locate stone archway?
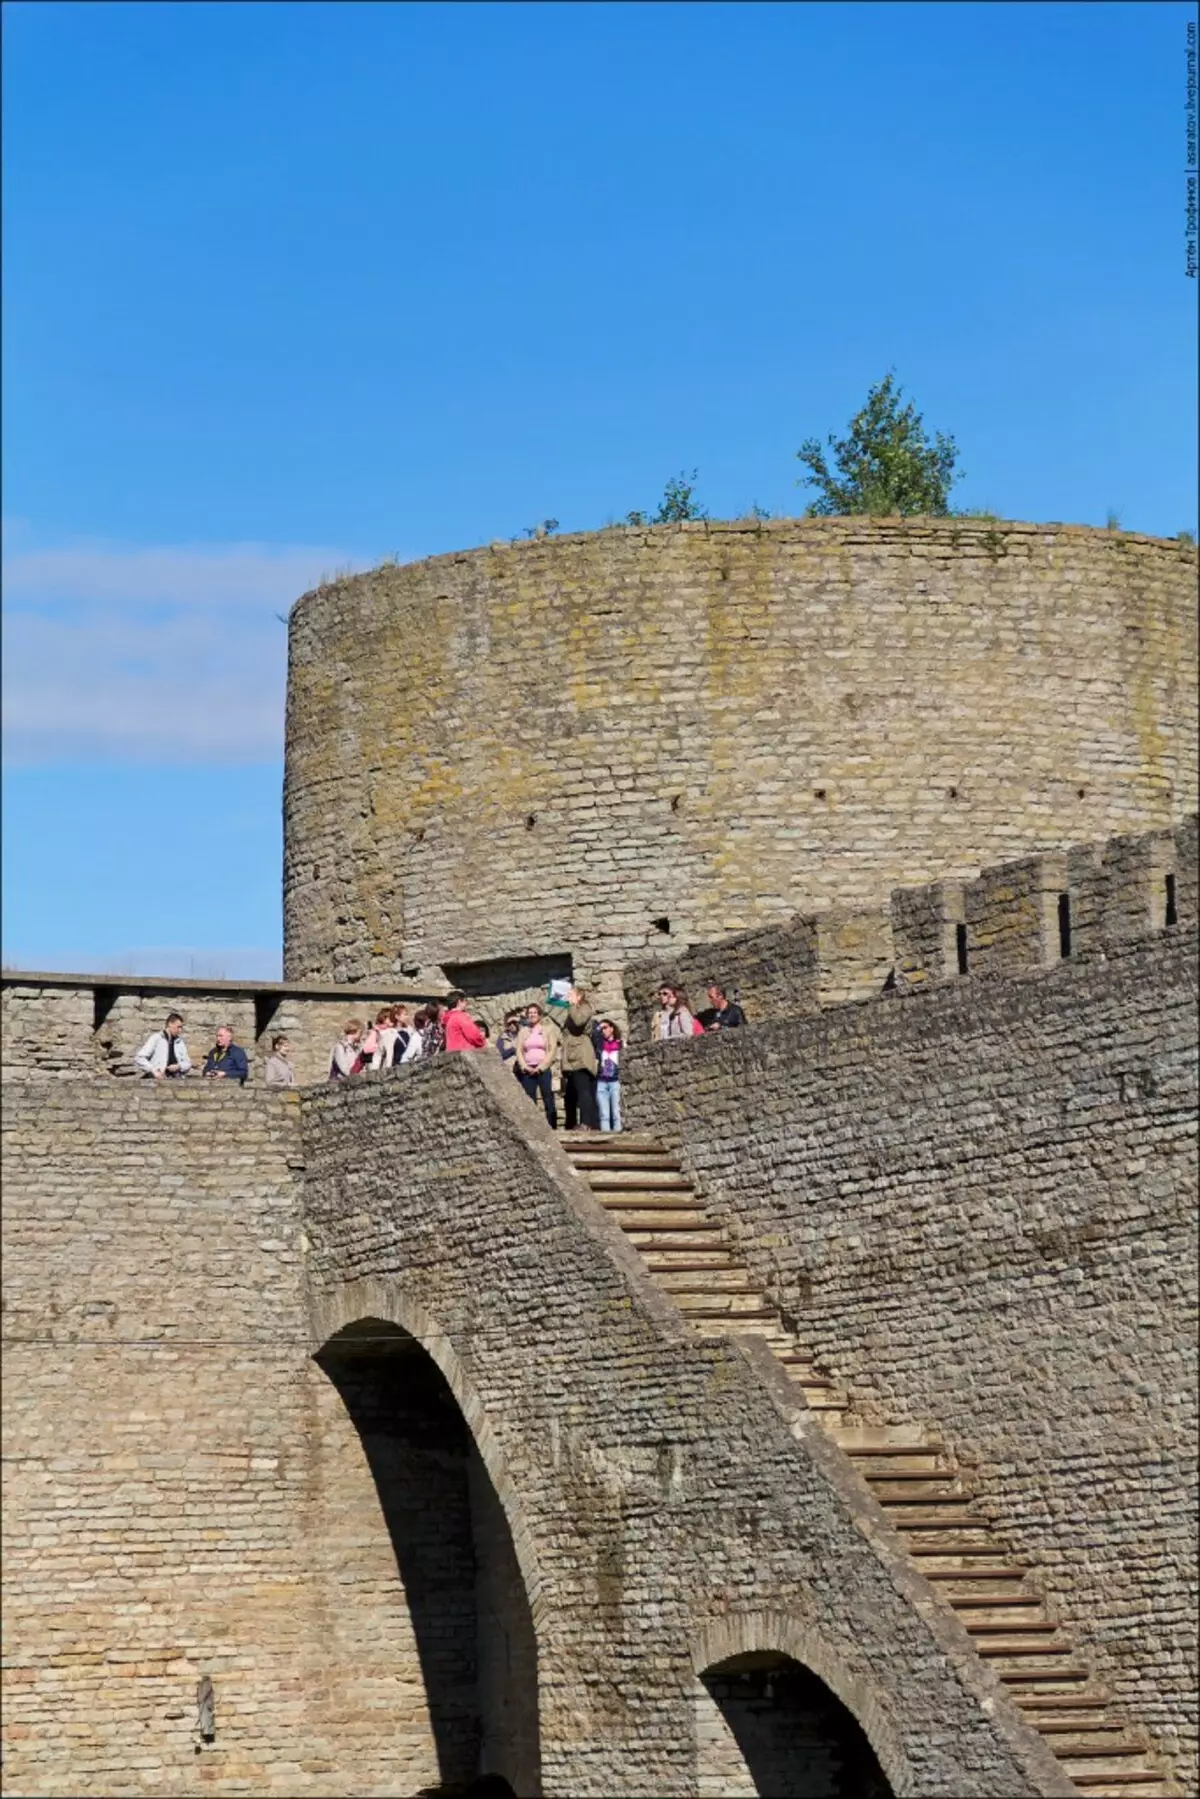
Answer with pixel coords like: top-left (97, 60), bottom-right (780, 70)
top-left (311, 1289), bottom-right (542, 1797)
top-left (692, 1616), bottom-right (903, 1799)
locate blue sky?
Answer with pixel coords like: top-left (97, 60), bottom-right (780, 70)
top-left (4, 0), bottom-right (1196, 977)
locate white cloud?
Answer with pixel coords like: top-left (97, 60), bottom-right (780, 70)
top-left (2, 531), bottom-right (378, 762)
top-left (2, 946), bottom-right (284, 981)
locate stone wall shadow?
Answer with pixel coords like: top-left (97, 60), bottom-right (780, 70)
top-left (698, 1653), bottom-right (893, 1799)
top-left (316, 1321), bottom-right (540, 1796)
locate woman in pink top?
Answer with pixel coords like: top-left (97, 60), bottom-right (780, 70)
top-left (444, 989), bottom-right (487, 1052)
top-left (515, 1002), bottom-right (559, 1129)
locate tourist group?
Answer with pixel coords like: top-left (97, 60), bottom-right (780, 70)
top-left (133, 981), bottom-right (745, 1134)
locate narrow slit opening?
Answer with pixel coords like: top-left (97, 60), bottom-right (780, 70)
top-left (1165, 872), bottom-right (1178, 928)
top-left (955, 922), bottom-right (968, 976)
top-left (1058, 892), bottom-right (1072, 960)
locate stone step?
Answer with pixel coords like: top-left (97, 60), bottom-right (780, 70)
top-left (956, 1611), bottom-right (1058, 1634)
top-left (1021, 1709), bottom-right (1115, 1730)
top-left (621, 1226), bottom-right (729, 1247)
top-left (1048, 1736), bottom-right (1153, 1756)
top-left (1063, 1778), bottom-right (1176, 1797)
top-left (1060, 1758), bottom-right (1165, 1776)
top-left (561, 1131), bottom-right (665, 1150)
top-left (641, 1253), bottom-right (740, 1273)
top-left (991, 1660), bottom-right (1092, 1685)
top-left (881, 1504), bottom-right (986, 1527)
top-left (1063, 1785), bottom-right (1175, 1798)
top-left (568, 1152), bottom-right (683, 1172)
top-left (655, 1270), bottom-right (758, 1294)
top-left (943, 1585), bottom-right (1045, 1606)
top-left (678, 1295), bottom-right (781, 1320)
top-left (598, 1190), bottom-right (705, 1209)
top-left (830, 1425), bottom-right (940, 1451)
top-left (917, 1560), bottom-right (1029, 1578)
top-left (778, 1365), bottom-right (838, 1390)
top-left (844, 1452), bottom-right (956, 1478)
top-left (1041, 1731), bottom-right (1148, 1753)
top-left (795, 1387), bottom-right (846, 1410)
top-left (974, 1635), bottom-right (1073, 1658)
top-left (608, 1210), bottom-right (714, 1233)
top-left (867, 1478), bottom-right (972, 1504)
top-left (897, 1527), bottom-right (1005, 1552)
top-left (1015, 1694), bottom-right (1112, 1716)
top-left (587, 1170), bottom-right (695, 1191)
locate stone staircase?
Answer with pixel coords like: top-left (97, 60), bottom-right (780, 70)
top-left (560, 1131), bottom-right (1181, 1799)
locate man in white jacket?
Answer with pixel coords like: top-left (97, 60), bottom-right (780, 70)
top-left (134, 1012), bottom-right (191, 1079)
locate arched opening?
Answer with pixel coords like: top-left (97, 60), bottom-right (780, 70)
top-left (315, 1317), bottom-right (541, 1796)
top-left (695, 1652), bottom-right (893, 1799)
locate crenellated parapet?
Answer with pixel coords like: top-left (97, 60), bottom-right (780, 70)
top-left (624, 813), bottom-right (1198, 1034)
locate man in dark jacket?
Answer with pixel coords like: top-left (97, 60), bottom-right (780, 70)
top-left (201, 1024), bottom-right (250, 1085)
top-left (703, 982), bottom-right (746, 1031)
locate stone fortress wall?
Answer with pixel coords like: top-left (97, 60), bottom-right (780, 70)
top-left (4, 509), bottom-right (1198, 1795)
top-left (0, 970), bottom-right (444, 1089)
top-left (283, 518), bottom-right (1197, 1019)
top-left (622, 822), bottom-right (1200, 1786)
top-left (3, 816), bottom-right (1196, 1794)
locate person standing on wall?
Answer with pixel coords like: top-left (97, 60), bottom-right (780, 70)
top-left (651, 984), bottom-right (699, 1040)
top-left (497, 1012), bottom-right (522, 1074)
top-left (329, 1020), bottom-right (364, 1079)
top-left (201, 1024), bottom-right (250, 1084)
top-left (264, 1034), bottom-right (295, 1086)
top-left (515, 1001), bottom-right (559, 1128)
top-left (561, 984), bottom-right (600, 1131)
top-left (420, 1000), bottom-right (446, 1058)
top-left (390, 1004), bottom-right (422, 1065)
top-left (134, 1011), bottom-right (191, 1079)
top-left (596, 1019), bottom-right (623, 1133)
top-left (444, 989), bottom-right (487, 1051)
top-left (703, 982), bottom-right (746, 1031)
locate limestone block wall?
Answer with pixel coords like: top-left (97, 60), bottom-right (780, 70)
top-left (299, 1053), bottom-right (1070, 1798)
top-left (283, 519), bottom-right (1197, 1004)
top-left (621, 929), bottom-right (1200, 1787)
top-left (0, 973), bottom-right (441, 1087)
top-left (2, 1058), bottom-right (1081, 1797)
top-left (0, 1082), bottom-right (475, 1797)
top-left (622, 816), bottom-right (1193, 1035)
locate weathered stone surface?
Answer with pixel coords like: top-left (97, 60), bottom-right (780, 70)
top-left (622, 925), bottom-right (1200, 1789)
top-left (0, 973), bottom-right (443, 1087)
top-left (283, 519), bottom-right (1198, 1001)
top-left (2, 1068), bottom-right (1076, 1797)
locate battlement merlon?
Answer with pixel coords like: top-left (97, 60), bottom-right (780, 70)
top-left (623, 813), bottom-right (1198, 1030)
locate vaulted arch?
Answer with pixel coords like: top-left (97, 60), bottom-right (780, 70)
top-left (692, 1614), bottom-right (904, 1798)
top-left (310, 1280), bottom-right (542, 1795)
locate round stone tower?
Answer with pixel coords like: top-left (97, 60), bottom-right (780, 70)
top-left (283, 518), bottom-right (1198, 1004)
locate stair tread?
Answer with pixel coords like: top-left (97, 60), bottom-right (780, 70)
top-left (839, 1438), bottom-right (945, 1456)
top-left (869, 1478), bottom-right (972, 1501)
top-left (993, 1663), bottom-right (1091, 1681)
top-left (1063, 1777), bottom-right (1175, 1793)
top-left (600, 1193), bottom-right (706, 1208)
top-left (1056, 1747), bottom-right (1160, 1764)
top-left (588, 1125), bottom-right (1171, 1791)
top-left (949, 1597), bottom-right (1043, 1611)
top-left (1015, 1694), bottom-right (1113, 1711)
top-left (959, 1616), bottom-right (1058, 1634)
top-left (588, 1172), bottom-right (695, 1190)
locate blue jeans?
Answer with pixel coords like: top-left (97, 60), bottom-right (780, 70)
top-left (597, 1079), bottom-right (621, 1132)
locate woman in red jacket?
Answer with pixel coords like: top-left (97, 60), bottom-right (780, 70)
top-left (444, 989), bottom-right (487, 1052)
